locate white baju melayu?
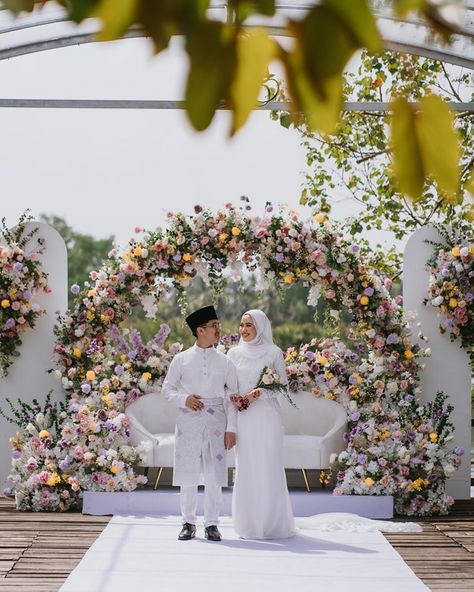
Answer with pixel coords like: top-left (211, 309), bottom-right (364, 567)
top-left (228, 309), bottom-right (295, 539)
top-left (161, 343), bottom-right (237, 527)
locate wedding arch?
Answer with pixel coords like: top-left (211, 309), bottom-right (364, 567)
top-left (5, 203), bottom-right (463, 516)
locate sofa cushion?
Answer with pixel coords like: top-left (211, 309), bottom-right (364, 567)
top-left (283, 435), bottom-right (323, 469)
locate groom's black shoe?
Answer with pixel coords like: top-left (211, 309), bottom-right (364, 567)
top-left (178, 523), bottom-right (196, 541)
top-left (204, 525), bottom-right (222, 541)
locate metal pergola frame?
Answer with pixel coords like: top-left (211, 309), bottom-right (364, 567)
top-left (0, 1), bottom-right (472, 112)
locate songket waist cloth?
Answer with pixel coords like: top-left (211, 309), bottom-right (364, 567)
top-left (173, 397), bottom-right (228, 487)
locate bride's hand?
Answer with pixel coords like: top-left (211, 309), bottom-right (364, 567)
top-left (246, 388), bottom-right (261, 402)
top-left (230, 395), bottom-right (244, 410)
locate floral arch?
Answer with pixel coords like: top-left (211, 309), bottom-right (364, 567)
top-left (8, 203), bottom-right (463, 515)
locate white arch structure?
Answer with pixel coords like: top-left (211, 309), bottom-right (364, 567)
top-left (0, 0), bottom-right (472, 111)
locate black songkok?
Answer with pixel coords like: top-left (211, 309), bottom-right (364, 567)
top-left (185, 305), bottom-right (218, 332)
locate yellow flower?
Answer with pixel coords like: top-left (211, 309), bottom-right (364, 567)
top-left (404, 350), bottom-right (414, 360)
top-left (39, 430), bottom-right (50, 439)
top-left (360, 295), bottom-right (369, 306)
top-left (1, 299), bottom-right (11, 308)
top-left (364, 477), bottom-right (374, 487)
top-left (429, 432), bottom-right (438, 443)
top-left (110, 464), bottom-right (121, 475)
top-left (73, 348), bottom-right (82, 358)
top-left (219, 233), bottom-right (228, 242)
top-left (317, 356), bottom-right (328, 365)
top-left (325, 392), bottom-right (336, 400)
top-left (451, 246), bottom-right (460, 257)
top-left (46, 472), bottom-right (61, 487)
top-left (231, 227), bottom-right (241, 236)
top-left (102, 394), bottom-right (113, 409)
top-left (313, 213), bottom-right (326, 223)
top-left (449, 298), bottom-right (458, 308)
top-left (283, 274), bottom-right (293, 284)
top-left (87, 289), bottom-right (96, 298)
top-left (86, 370), bottom-right (96, 381)
top-left (142, 372), bottom-right (152, 381)
top-left (182, 252), bottom-right (192, 262)
top-left (86, 310), bottom-right (95, 321)
top-left (133, 245), bottom-right (142, 257)
top-left (88, 422), bottom-right (97, 432)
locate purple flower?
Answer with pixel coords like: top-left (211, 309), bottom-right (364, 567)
top-left (23, 290), bottom-right (32, 300)
top-left (386, 333), bottom-right (398, 345)
top-left (194, 205), bottom-right (203, 214)
top-left (5, 318), bottom-right (15, 329)
top-left (81, 383), bottom-right (91, 394)
top-left (454, 447), bottom-right (465, 456)
top-left (357, 454), bottom-right (367, 465)
top-left (289, 380), bottom-right (299, 393)
top-left (363, 287), bottom-right (374, 296)
top-left (465, 292), bottom-right (473, 302)
top-left (275, 253), bottom-right (284, 262)
top-left (305, 351), bottom-right (315, 360)
top-left (115, 365), bottom-right (124, 375)
top-left (350, 412), bottom-right (361, 422)
top-left (128, 350), bottom-right (137, 361)
top-left (70, 284), bottom-right (80, 295)
top-left (404, 395), bottom-right (414, 403)
top-left (350, 245), bottom-right (359, 253)
top-left (13, 262), bottom-right (23, 272)
top-left (12, 450), bottom-right (21, 459)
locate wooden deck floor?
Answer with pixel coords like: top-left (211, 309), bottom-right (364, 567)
top-left (0, 496), bottom-right (473, 592)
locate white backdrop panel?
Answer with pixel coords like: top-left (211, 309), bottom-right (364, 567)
top-left (404, 226), bottom-right (471, 499)
top-left (0, 221), bottom-right (67, 491)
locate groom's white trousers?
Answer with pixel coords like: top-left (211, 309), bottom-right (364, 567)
top-left (180, 440), bottom-right (222, 527)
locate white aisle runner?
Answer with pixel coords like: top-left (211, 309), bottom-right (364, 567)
top-left (60, 515), bottom-right (429, 592)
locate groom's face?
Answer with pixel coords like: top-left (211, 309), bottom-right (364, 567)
top-left (198, 320), bottom-right (221, 345)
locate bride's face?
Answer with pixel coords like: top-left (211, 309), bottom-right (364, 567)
top-left (240, 315), bottom-right (257, 342)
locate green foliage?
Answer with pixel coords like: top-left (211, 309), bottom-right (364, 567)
top-left (277, 50), bottom-right (473, 276)
top-left (40, 215), bottom-right (114, 306)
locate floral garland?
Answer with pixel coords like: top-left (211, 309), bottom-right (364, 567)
top-left (425, 227), bottom-right (474, 367)
top-left (0, 212), bottom-right (49, 377)
top-left (285, 338), bottom-right (462, 515)
top-left (5, 202), bottom-right (464, 515)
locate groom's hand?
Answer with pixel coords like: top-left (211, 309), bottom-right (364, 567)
top-left (185, 394), bottom-right (203, 411)
top-left (224, 431), bottom-right (236, 450)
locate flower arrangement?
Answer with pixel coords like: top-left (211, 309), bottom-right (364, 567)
top-left (425, 228), bottom-right (474, 366)
top-left (5, 203), bottom-right (462, 515)
top-left (0, 212), bottom-right (49, 377)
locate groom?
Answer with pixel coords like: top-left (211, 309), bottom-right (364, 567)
top-left (161, 305), bottom-right (237, 541)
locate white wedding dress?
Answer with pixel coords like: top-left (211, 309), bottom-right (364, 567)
top-left (228, 346), bottom-right (295, 539)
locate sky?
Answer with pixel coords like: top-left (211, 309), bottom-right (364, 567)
top-left (0, 31), bottom-right (335, 249)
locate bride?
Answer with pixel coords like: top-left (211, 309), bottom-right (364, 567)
top-left (227, 309), bottom-right (295, 539)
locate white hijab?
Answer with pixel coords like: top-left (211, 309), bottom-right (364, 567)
top-left (236, 309), bottom-right (276, 359)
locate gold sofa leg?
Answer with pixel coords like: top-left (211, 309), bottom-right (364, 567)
top-left (301, 469), bottom-right (311, 492)
top-left (154, 466), bottom-right (163, 490)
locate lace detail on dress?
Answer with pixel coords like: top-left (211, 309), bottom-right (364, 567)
top-left (296, 513), bottom-right (422, 533)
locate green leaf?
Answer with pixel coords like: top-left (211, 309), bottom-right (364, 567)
top-left (416, 94), bottom-right (460, 200)
top-left (230, 30), bottom-right (275, 135)
top-left (326, 0), bottom-right (382, 54)
top-left (138, 0), bottom-right (209, 53)
top-left (1, 0), bottom-right (35, 12)
top-left (66, 0), bottom-right (100, 23)
top-left (95, 0), bottom-right (138, 41)
top-left (393, 0), bottom-right (427, 17)
top-left (185, 22), bottom-right (235, 131)
top-left (283, 49), bottom-right (342, 135)
top-left (391, 96), bottom-right (425, 200)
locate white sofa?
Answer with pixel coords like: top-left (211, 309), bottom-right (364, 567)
top-left (126, 390), bottom-right (347, 490)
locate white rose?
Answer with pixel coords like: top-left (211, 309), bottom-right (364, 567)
top-left (431, 296), bottom-right (444, 306)
top-left (444, 465), bottom-right (455, 477)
